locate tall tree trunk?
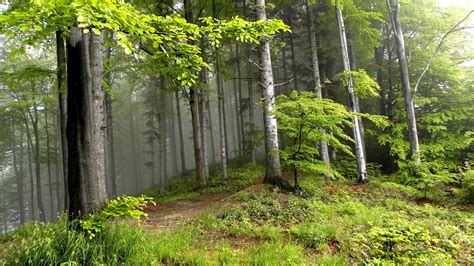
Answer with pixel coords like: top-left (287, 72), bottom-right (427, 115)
top-left (244, 0), bottom-right (256, 163)
top-left (307, 2), bottom-right (330, 165)
top-left (348, 39), bottom-right (367, 159)
top-left (104, 40), bottom-right (117, 198)
top-left (231, 44), bottom-right (242, 156)
top-left (206, 91), bottom-right (216, 161)
top-left (24, 117), bottom-right (35, 220)
top-left (44, 109), bottom-right (55, 220)
top-left (129, 110), bottom-right (140, 193)
top-left (336, 6), bottom-right (368, 183)
top-left (286, 7), bottom-right (298, 90)
top-left (199, 70), bottom-right (210, 179)
top-left (216, 50), bottom-right (228, 180)
top-left (66, 28), bottom-right (107, 219)
top-left (159, 75), bottom-right (168, 191)
top-left (12, 126), bottom-right (25, 224)
top-left (184, 0), bottom-right (205, 187)
top-left (235, 43), bottom-right (245, 156)
top-left (168, 92), bottom-right (179, 176)
top-left (56, 31), bottom-right (68, 212)
top-left (387, 0), bottom-right (421, 164)
top-left (175, 91), bottom-right (186, 173)
top-left (257, 0), bottom-right (284, 186)
top-left (28, 106), bottom-right (46, 222)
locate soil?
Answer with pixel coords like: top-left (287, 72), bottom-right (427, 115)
top-left (142, 191), bottom-right (236, 231)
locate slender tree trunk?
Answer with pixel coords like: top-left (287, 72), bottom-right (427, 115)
top-left (56, 31), bottom-right (68, 212)
top-left (28, 106), bottom-right (46, 222)
top-left (12, 126), bottom-right (25, 225)
top-left (199, 70), bottom-right (210, 179)
top-left (24, 117), bottom-right (35, 220)
top-left (336, 6), bottom-right (368, 183)
top-left (168, 92), bottom-right (179, 176)
top-left (184, 0), bottom-right (205, 187)
top-left (44, 109), bottom-right (55, 220)
top-left (307, 2), bottom-right (330, 165)
top-left (159, 75), bottom-right (168, 191)
top-left (244, 0), bottom-right (256, 163)
top-left (216, 50), bottom-right (228, 180)
top-left (206, 91), bottom-right (216, 161)
top-left (286, 7), bottom-right (298, 90)
top-left (175, 91), bottom-right (186, 173)
top-left (235, 43), bottom-right (245, 156)
top-left (387, 0), bottom-right (421, 164)
top-left (231, 44), bottom-right (242, 156)
top-left (348, 39), bottom-right (367, 158)
top-left (257, 0), bottom-right (284, 186)
top-left (66, 28), bottom-right (107, 219)
top-left (129, 111), bottom-right (140, 193)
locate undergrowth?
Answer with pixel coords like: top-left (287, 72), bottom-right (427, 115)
top-left (1, 162), bottom-right (472, 265)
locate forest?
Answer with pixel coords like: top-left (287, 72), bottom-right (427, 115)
top-left (0, 0), bottom-right (473, 264)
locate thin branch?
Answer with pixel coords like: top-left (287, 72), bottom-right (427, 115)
top-left (414, 10), bottom-right (474, 93)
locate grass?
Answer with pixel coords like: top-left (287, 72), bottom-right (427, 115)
top-left (1, 162), bottom-right (473, 265)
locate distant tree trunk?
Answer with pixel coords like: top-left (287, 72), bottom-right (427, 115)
top-left (235, 43), bottom-right (245, 156)
top-left (129, 110), bottom-right (140, 193)
top-left (104, 41), bottom-right (117, 198)
top-left (336, 6), bottom-right (368, 183)
top-left (206, 91), bottom-right (216, 161)
top-left (307, 2), bottom-right (330, 165)
top-left (199, 70), bottom-right (210, 179)
top-left (175, 91), bottom-right (186, 173)
top-left (44, 109), bottom-right (55, 220)
top-left (56, 31), bottom-right (68, 212)
top-left (231, 44), bottom-right (242, 156)
top-left (159, 75), bottom-right (168, 191)
top-left (66, 28), bottom-right (107, 219)
top-left (28, 106), bottom-right (46, 222)
top-left (184, 0), bottom-right (205, 187)
top-left (285, 7), bottom-right (298, 90)
top-left (387, 0), bottom-right (421, 164)
top-left (168, 93), bottom-right (179, 176)
top-left (257, 0), bottom-right (284, 187)
top-left (244, 0), bottom-right (256, 163)
top-left (24, 117), bottom-right (35, 220)
top-left (216, 50), bottom-right (228, 180)
top-left (12, 126), bottom-right (25, 224)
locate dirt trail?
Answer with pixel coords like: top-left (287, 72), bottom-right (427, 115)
top-left (142, 191), bottom-right (235, 231)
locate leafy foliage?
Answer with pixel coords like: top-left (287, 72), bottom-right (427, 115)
top-left (80, 195), bottom-right (153, 239)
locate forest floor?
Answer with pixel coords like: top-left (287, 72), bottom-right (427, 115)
top-left (1, 162), bottom-right (472, 265)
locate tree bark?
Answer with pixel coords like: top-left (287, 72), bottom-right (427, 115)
top-left (56, 31), bottom-right (68, 212)
top-left (184, 0), bottom-right (205, 187)
top-left (104, 40), bottom-right (117, 198)
top-left (231, 44), bottom-right (242, 156)
top-left (256, 0), bottom-right (284, 186)
top-left (387, 0), bottom-right (421, 164)
top-left (12, 125), bottom-right (25, 224)
top-left (199, 70), bottom-right (210, 179)
top-left (307, 2), bottom-right (330, 165)
top-left (66, 28), bottom-right (107, 219)
top-left (28, 106), bottom-right (46, 221)
top-left (236, 44), bottom-right (245, 156)
top-left (159, 75), bottom-right (168, 191)
top-left (216, 50), bottom-right (228, 180)
top-left (336, 6), bottom-right (368, 183)
top-left (175, 91), bottom-right (186, 173)
top-left (24, 116), bottom-right (35, 220)
top-left (44, 108), bottom-right (55, 220)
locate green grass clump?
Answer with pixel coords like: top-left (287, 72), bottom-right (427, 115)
top-left (0, 217), bottom-right (160, 265)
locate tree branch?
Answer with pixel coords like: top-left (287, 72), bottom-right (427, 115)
top-left (414, 10), bottom-right (474, 93)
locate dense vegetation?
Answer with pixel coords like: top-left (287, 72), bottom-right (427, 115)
top-left (1, 163), bottom-right (472, 264)
top-left (0, 0), bottom-right (472, 264)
